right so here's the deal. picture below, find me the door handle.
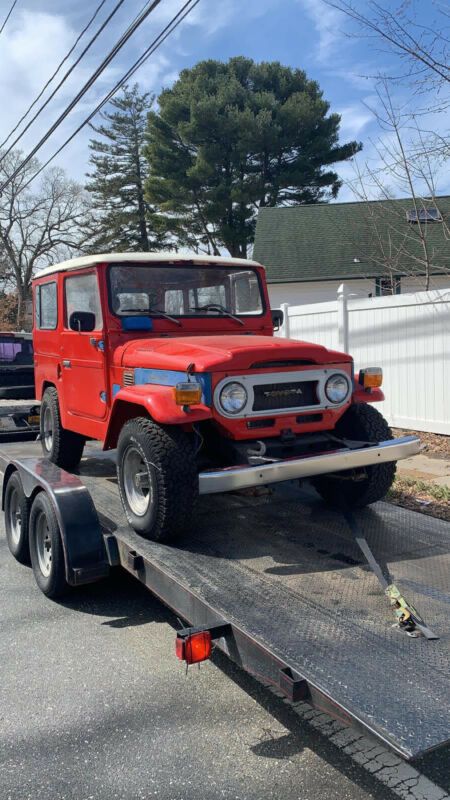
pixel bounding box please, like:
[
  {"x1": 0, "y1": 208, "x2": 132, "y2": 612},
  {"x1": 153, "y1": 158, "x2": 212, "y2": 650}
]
[{"x1": 62, "y1": 359, "x2": 71, "y2": 368}]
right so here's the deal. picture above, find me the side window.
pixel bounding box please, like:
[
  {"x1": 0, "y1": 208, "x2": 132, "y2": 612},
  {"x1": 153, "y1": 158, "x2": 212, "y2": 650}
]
[
  {"x1": 36, "y1": 282, "x2": 57, "y2": 330},
  {"x1": 65, "y1": 273, "x2": 103, "y2": 331}
]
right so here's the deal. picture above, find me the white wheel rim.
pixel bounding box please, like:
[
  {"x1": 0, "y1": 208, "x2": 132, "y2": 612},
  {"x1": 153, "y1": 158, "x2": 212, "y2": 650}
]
[
  {"x1": 43, "y1": 406, "x2": 53, "y2": 451},
  {"x1": 8, "y1": 487, "x2": 22, "y2": 546},
  {"x1": 123, "y1": 445, "x2": 156, "y2": 520},
  {"x1": 35, "y1": 511, "x2": 52, "y2": 577}
]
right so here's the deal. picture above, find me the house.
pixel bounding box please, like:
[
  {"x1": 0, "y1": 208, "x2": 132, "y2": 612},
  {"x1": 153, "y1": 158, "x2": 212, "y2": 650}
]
[{"x1": 253, "y1": 197, "x2": 450, "y2": 306}]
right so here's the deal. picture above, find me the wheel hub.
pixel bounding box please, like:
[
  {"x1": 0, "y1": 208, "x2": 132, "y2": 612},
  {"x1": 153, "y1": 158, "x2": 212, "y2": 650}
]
[
  {"x1": 36, "y1": 511, "x2": 52, "y2": 577},
  {"x1": 8, "y1": 488, "x2": 22, "y2": 546},
  {"x1": 123, "y1": 446, "x2": 155, "y2": 518},
  {"x1": 42, "y1": 405, "x2": 53, "y2": 452}
]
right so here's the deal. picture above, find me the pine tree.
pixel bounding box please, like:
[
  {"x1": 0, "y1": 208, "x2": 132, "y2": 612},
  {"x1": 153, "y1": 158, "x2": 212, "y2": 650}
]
[
  {"x1": 86, "y1": 84, "x2": 162, "y2": 252},
  {"x1": 145, "y1": 58, "x2": 361, "y2": 257}
]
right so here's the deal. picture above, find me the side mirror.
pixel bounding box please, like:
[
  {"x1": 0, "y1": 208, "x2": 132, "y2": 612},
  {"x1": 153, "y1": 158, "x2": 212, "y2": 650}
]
[
  {"x1": 271, "y1": 308, "x2": 284, "y2": 331},
  {"x1": 69, "y1": 311, "x2": 96, "y2": 332}
]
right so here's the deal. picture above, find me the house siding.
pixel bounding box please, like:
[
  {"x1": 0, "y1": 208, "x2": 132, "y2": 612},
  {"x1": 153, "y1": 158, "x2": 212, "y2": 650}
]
[{"x1": 268, "y1": 275, "x2": 450, "y2": 307}]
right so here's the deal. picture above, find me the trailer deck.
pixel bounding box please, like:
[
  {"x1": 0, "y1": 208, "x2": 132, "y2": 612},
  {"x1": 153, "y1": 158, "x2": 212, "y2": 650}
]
[{"x1": 1, "y1": 440, "x2": 449, "y2": 761}]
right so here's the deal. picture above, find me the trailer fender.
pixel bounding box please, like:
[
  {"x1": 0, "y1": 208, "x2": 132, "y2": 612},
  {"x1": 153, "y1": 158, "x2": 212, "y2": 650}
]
[
  {"x1": 104, "y1": 384, "x2": 212, "y2": 449},
  {"x1": 1, "y1": 455, "x2": 108, "y2": 586}
]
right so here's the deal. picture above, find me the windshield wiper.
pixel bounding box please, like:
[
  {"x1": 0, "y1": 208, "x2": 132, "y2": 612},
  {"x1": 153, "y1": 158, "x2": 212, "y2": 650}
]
[
  {"x1": 190, "y1": 303, "x2": 244, "y2": 326},
  {"x1": 120, "y1": 308, "x2": 181, "y2": 326}
]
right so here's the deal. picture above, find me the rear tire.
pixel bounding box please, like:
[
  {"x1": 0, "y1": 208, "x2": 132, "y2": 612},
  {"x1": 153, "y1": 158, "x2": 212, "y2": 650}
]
[
  {"x1": 29, "y1": 491, "x2": 68, "y2": 598},
  {"x1": 4, "y1": 471, "x2": 31, "y2": 564},
  {"x1": 40, "y1": 386, "x2": 85, "y2": 470},
  {"x1": 312, "y1": 404, "x2": 396, "y2": 509},
  {"x1": 117, "y1": 417, "x2": 198, "y2": 542}
]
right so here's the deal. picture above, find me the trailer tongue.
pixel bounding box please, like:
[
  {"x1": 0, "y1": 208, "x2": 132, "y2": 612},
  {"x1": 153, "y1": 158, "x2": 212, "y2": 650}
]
[{"x1": 1, "y1": 442, "x2": 449, "y2": 761}]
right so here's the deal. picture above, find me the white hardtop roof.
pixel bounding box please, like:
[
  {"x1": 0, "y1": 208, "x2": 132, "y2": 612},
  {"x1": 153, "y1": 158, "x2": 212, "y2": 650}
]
[{"x1": 35, "y1": 252, "x2": 262, "y2": 278}]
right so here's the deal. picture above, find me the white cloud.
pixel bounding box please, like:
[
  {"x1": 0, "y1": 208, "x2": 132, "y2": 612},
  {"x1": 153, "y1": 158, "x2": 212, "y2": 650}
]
[
  {"x1": 337, "y1": 104, "x2": 372, "y2": 139},
  {"x1": 296, "y1": 0, "x2": 343, "y2": 63}
]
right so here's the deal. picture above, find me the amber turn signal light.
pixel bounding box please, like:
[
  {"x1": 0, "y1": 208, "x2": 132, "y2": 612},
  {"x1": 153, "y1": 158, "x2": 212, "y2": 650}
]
[
  {"x1": 359, "y1": 367, "x2": 383, "y2": 389},
  {"x1": 174, "y1": 381, "x2": 202, "y2": 405},
  {"x1": 176, "y1": 631, "x2": 212, "y2": 664}
]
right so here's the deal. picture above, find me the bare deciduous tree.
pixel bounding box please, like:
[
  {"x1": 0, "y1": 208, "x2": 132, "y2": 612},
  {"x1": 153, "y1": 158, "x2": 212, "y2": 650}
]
[
  {"x1": 325, "y1": 0, "x2": 450, "y2": 93},
  {"x1": 0, "y1": 151, "x2": 91, "y2": 327},
  {"x1": 340, "y1": 86, "x2": 449, "y2": 292}
]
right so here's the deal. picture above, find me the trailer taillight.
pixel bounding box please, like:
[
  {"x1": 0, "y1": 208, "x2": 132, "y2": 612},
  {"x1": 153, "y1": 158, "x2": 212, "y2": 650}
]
[{"x1": 176, "y1": 630, "x2": 212, "y2": 664}]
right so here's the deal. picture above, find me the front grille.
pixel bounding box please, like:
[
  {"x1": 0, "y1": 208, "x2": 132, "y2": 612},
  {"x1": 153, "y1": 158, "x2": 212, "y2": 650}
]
[{"x1": 253, "y1": 381, "x2": 318, "y2": 412}]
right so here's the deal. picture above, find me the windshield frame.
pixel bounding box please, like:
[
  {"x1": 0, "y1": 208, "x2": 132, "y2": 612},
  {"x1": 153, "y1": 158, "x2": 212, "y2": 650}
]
[{"x1": 106, "y1": 262, "x2": 266, "y2": 320}]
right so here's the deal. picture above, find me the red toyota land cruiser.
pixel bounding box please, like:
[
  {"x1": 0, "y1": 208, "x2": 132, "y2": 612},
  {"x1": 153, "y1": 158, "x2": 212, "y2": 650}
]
[{"x1": 32, "y1": 254, "x2": 419, "y2": 542}]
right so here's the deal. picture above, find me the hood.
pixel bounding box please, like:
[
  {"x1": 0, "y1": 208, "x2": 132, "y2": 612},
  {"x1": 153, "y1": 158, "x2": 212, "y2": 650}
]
[{"x1": 119, "y1": 335, "x2": 352, "y2": 372}]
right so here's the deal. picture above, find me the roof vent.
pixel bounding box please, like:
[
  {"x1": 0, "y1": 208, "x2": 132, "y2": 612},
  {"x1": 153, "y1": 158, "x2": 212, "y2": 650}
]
[{"x1": 407, "y1": 207, "x2": 442, "y2": 223}]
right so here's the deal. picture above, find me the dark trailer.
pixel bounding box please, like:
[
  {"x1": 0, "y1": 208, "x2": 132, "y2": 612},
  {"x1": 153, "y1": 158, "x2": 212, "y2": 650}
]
[{"x1": 1, "y1": 441, "x2": 449, "y2": 761}]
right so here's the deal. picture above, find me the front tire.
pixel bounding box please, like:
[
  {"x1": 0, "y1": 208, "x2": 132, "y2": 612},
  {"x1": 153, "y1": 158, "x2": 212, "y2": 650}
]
[
  {"x1": 40, "y1": 387, "x2": 85, "y2": 470},
  {"x1": 29, "y1": 492, "x2": 69, "y2": 598},
  {"x1": 4, "y1": 471, "x2": 31, "y2": 564},
  {"x1": 312, "y1": 404, "x2": 396, "y2": 509},
  {"x1": 117, "y1": 417, "x2": 198, "y2": 542}
]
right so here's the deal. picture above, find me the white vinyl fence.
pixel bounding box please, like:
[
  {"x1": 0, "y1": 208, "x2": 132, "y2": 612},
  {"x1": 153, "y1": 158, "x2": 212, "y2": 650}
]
[{"x1": 278, "y1": 285, "x2": 450, "y2": 435}]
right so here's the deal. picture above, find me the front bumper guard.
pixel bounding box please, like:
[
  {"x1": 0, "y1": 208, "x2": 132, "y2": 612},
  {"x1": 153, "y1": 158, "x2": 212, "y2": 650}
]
[{"x1": 198, "y1": 435, "x2": 420, "y2": 495}]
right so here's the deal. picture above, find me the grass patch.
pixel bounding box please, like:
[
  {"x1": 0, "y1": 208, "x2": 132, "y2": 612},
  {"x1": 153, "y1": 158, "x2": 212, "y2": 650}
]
[
  {"x1": 390, "y1": 476, "x2": 450, "y2": 502},
  {"x1": 387, "y1": 475, "x2": 450, "y2": 521}
]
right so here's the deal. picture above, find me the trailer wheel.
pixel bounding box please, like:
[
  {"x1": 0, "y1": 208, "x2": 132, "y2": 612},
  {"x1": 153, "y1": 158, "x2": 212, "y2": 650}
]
[
  {"x1": 40, "y1": 386, "x2": 85, "y2": 470},
  {"x1": 4, "y1": 471, "x2": 31, "y2": 564},
  {"x1": 312, "y1": 404, "x2": 396, "y2": 509},
  {"x1": 29, "y1": 491, "x2": 68, "y2": 598},
  {"x1": 117, "y1": 417, "x2": 198, "y2": 542}
]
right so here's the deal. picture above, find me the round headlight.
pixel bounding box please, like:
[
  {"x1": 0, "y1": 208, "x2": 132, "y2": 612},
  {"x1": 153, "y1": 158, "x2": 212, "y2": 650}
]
[
  {"x1": 219, "y1": 382, "x2": 248, "y2": 414},
  {"x1": 325, "y1": 374, "x2": 350, "y2": 404}
]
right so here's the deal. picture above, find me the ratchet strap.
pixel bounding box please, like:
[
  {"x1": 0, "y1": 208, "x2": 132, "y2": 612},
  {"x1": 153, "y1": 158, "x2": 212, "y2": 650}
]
[{"x1": 342, "y1": 509, "x2": 439, "y2": 640}]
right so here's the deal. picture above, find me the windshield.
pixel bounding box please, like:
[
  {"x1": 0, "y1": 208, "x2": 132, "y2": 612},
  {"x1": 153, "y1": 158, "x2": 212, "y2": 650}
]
[{"x1": 108, "y1": 264, "x2": 264, "y2": 317}]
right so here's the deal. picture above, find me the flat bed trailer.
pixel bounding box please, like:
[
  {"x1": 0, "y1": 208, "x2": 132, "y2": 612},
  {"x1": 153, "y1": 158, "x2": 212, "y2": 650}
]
[{"x1": 1, "y1": 440, "x2": 449, "y2": 762}]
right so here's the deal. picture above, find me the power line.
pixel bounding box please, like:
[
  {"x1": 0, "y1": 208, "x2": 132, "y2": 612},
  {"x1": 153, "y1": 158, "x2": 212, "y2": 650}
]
[
  {"x1": 0, "y1": 0, "x2": 110, "y2": 151},
  {"x1": 0, "y1": 0, "x2": 164, "y2": 193},
  {"x1": 0, "y1": 0, "x2": 127, "y2": 161},
  {"x1": 18, "y1": 0, "x2": 200, "y2": 194},
  {"x1": 0, "y1": 0, "x2": 18, "y2": 38}
]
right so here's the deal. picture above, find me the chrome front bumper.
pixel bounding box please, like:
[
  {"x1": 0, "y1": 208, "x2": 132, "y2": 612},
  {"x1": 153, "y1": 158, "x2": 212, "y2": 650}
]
[{"x1": 198, "y1": 436, "x2": 421, "y2": 495}]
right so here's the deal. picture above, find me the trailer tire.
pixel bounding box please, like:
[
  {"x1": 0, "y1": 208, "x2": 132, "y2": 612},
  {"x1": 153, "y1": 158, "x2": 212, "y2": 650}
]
[
  {"x1": 29, "y1": 491, "x2": 68, "y2": 598},
  {"x1": 312, "y1": 404, "x2": 396, "y2": 509},
  {"x1": 4, "y1": 471, "x2": 31, "y2": 564},
  {"x1": 40, "y1": 386, "x2": 85, "y2": 470},
  {"x1": 117, "y1": 417, "x2": 198, "y2": 542}
]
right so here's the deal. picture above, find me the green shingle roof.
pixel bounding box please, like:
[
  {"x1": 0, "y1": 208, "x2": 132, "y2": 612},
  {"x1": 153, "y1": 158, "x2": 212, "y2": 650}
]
[{"x1": 253, "y1": 197, "x2": 450, "y2": 283}]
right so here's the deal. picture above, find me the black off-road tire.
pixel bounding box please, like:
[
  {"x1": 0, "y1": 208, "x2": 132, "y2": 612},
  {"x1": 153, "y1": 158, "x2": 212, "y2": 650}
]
[
  {"x1": 40, "y1": 386, "x2": 85, "y2": 470},
  {"x1": 117, "y1": 417, "x2": 198, "y2": 542},
  {"x1": 4, "y1": 471, "x2": 31, "y2": 564},
  {"x1": 29, "y1": 491, "x2": 68, "y2": 598},
  {"x1": 312, "y1": 404, "x2": 396, "y2": 510}
]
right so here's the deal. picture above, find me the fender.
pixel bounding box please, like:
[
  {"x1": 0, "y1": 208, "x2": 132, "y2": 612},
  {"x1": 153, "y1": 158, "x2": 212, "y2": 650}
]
[
  {"x1": 352, "y1": 387, "x2": 385, "y2": 404},
  {"x1": 0, "y1": 455, "x2": 109, "y2": 586},
  {"x1": 104, "y1": 384, "x2": 212, "y2": 449}
]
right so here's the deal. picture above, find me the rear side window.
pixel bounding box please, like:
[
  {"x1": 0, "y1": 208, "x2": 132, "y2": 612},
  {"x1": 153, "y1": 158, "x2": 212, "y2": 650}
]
[
  {"x1": 36, "y1": 282, "x2": 57, "y2": 330},
  {"x1": 65, "y1": 273, "x2": 103, "y2": 331}
]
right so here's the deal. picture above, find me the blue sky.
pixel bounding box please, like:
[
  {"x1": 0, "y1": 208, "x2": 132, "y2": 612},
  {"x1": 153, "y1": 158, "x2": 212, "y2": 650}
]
[{"x1": 1, "y1": 0, "x2": 448, "y2": 199}]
